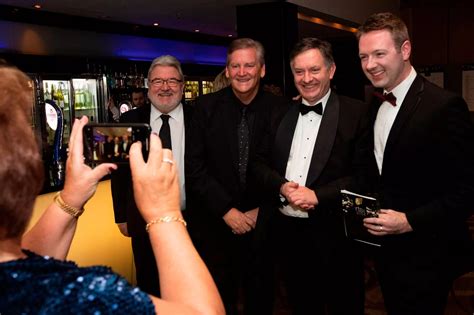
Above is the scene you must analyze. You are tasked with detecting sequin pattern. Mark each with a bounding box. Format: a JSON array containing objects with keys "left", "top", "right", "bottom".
[{"left": 0, "top": 250, "right": 155, "bottom": 314}]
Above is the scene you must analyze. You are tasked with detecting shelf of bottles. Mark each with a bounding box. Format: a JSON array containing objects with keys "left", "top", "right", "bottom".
[
  {"left": 43, "top": 80, "right": 72, "bottom": 147},
  {"left": 72, "top": 78, "right": 99, "bottom": 122},
  {"left": 104, "top": 64, "right": 148, "bottom": 117},
  {"left": 202, "top": 80, "right": 214, "bottom": 95},
  {"left": 184, "top": 80, "right": 199, "bottom": 101},
  {"left": 184, "top": 79, "right": 214, "bottom": 104}
]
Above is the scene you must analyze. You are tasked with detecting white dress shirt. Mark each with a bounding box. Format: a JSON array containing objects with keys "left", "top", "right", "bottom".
[
  {"left": 280, "top": 89, "right": 331, "bottom": 218},
  {"left": 374, "top": 67, "right": 417, "bottom": 174},
  {"left": 150, "top": 103, "right": 186, "bottom": 210}
]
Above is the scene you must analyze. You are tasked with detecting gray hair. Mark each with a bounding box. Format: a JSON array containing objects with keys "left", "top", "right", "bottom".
[
  {"left": 147, "top": 55, "right": 184, "bottom": 81},
  {"left": 226, "top": 38, "right": 265, "bottom": 66}
]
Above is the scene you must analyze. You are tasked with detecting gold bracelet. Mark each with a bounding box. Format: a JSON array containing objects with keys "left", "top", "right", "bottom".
[
  {"left": 53, "top": 192, "right": 84, "bottom": 218},
  {"left": 146, "top": 216, "right": 187, "bottom": 232}
]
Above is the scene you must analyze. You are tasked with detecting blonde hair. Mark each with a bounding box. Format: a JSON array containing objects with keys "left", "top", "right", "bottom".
[{"left": 212, "top": 69, "right": 230, "bottom": 92}]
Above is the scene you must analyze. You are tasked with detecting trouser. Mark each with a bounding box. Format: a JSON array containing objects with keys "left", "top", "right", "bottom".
[
  {"left": 131, "top": 233, "right": 160, "bottom": 297},
  {"left": 274, "top": 211, "right": 365, "bottom": 315}
]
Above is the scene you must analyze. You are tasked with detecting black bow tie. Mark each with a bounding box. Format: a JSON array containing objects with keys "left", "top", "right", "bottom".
[
  {"left": 373, "top": 91, "right": 397, "bottom": 106},
  {"left": 299, "top": 102, "right": 323, "bottom": 115}
]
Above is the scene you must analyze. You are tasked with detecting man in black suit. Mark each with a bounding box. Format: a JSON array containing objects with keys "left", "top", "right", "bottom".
[
  {"left": 185, "top": 38, "right": 288, "bottom": 315},
  {"left": 111, "top": 55, "right": 192, "bottom": 296},
  {"left": 357, "top": 12, "right": 474, "bottom": 315},
  {"left": 253, "top": 37, "right": 369, "bottom": 315}
]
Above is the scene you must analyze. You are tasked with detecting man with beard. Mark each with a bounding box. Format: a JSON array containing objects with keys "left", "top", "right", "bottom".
[
  {"left": 185, "top": 38, "right": 288, "bottom": 315},
  {"left": 111, "top": 55, "right": 192, "bottom": 296},
  {"left": 131, "top": 88, "right": 147, "bottom": 109}
]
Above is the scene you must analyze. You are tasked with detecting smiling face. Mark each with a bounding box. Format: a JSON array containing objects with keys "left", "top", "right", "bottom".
[
  {"left": 226, "top": 47, "right": 265, "bottom": 104},
  {"left": 147, "top": 65, "right": 184, "bottom": 113},
  {"left": 358, "top": 29, "right": 412, "bottom": 92},
  {"left": 291, "top": 48, "right": 335, "bottom": 105}
]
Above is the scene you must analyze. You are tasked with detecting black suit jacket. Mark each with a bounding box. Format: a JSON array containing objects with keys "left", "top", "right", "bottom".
[
  {"left": 185, "top": 87, "right": 288, "bottom": 233},
  {"left": 111, "top": 103, "right": 193, "bottom": 237},
  {"left": 253, "top": 91, "right": 371, "bottom": 246},
  {"left": 366, "top": 75, "right": 474, "bottom": 276}
]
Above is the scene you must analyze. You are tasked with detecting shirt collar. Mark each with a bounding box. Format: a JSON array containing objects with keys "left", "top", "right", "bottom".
[
  {"left": 384, "top": 66, "right": 417, "bottom": 106},
  {"left": 302, "top": 88, "right": 331, "bottom": 113},
  {"left": 150, "top": 102, "right": 183, "bottom": 123}
]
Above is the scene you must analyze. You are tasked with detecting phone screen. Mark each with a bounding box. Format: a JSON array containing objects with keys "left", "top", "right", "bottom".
[{"left": 83, "top": 123, "right": 151, "bottom": 164}]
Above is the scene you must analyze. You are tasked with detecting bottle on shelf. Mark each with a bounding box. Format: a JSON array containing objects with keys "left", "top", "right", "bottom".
[
  {"left": 55, "top": 84, "right": 65, "bottom": 108},
  {"left": 185, "top": 82, "right": 192, "bottom": 99},
  {"left": 44, "top": 82, "right": 51, "bottom": 100},
  {"left": 74, "top": 83, "right": 85, "bottom": 110},
  {"left": 84, "top": 81, "right": 93, "bottom": 109}
]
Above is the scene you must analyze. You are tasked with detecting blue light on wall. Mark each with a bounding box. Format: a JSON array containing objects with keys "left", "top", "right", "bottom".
[
  {"left": 0, "top": 20, "right": 227, "bottom": 66},
  {"left": 107, "top": 34, "right": 227, "bottom": 65}
]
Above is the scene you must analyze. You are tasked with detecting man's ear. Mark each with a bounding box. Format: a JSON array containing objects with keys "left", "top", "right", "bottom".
[{"left": 401, "top": 40, "right": 411, "bottom": 61}]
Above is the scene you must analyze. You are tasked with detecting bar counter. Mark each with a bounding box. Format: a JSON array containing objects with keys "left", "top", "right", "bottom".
[{"left": 30, "top": 180, "right": 135, "bottom": 284}]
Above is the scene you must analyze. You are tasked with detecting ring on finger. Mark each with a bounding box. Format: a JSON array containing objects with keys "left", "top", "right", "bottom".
[
  {"left": 162, "top": 158, "right": 174, "bottom": 165},
  {"left": 379, "top": 225, "right": 383, "bottom": 231}
]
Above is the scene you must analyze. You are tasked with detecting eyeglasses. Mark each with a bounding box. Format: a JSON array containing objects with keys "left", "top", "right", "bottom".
[{"left": 150, "top": 78, "right": 183, "bottom": 88}]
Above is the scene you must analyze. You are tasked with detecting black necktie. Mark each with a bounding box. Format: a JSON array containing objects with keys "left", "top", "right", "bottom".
[
  {"left": 159, "top": 114, "right": 172, "bottom": 149},
  {"left": 238, "top": 107, "right": 249, "bottom": 186},
  {"left": 299, "top": 102, "right": 323, "bottom": 115},
  {"left": 373, "top": 91, "right": 397, "bottom": 106}
]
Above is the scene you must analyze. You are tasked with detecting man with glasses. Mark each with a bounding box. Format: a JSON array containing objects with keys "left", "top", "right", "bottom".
[{"left": 111, "top": 55, "right": 192, "bottom": 296}]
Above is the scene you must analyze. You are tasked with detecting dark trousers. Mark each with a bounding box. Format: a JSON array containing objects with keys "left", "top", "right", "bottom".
[
  {"left": 131, "top": 233, "right": 160, "bottom": 297},
  {"left": 375, "top": 242, "right": 452, "bottom": 315},
  {"left": 274, "top": 211, "right": 365, "bottom": 315},
  {"left": 194, "top": 223, "right": 260, "bottom": 315}
]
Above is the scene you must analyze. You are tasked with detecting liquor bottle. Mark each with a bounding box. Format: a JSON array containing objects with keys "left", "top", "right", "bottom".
[
  {"left": 84, "top": 81, "right": 93, "bottom": 109},
  {"left": 74, "top": 84, "right": 85, "bottom": 110},
  {"left": 51, "top": 84, "right": 56, "bottom": 101},
  {"left": 55, "top": 85, "right": 65, "bottom": 108},
  {"left": 44, "top": 82, "right": 51, "bottom": 100},
  {"left": 60, "top": 82, "right": 69, "bottom": 107},
  {"left": 185, "top": 82, "right": 191, "bottom": 99},
  {"left": 137, "top": 72, "right": 145, "bottom": 88}
]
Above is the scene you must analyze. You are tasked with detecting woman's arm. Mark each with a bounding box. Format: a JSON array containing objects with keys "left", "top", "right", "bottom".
[
  {"left": 22, "top": 117, "right": 116, "bottom": 259},
  {"left": 129, "top": 135, "right": 224, "bottom": 315}
]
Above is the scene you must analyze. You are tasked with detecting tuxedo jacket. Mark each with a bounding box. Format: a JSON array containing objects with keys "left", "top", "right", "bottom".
[
  {"left": 366, "top": 75, "right": 474, "bottom": 276},
  {"left": 111, "top": 103, "right": 193, "bottom": 237},
  {"left": 185, "top": 87, "right": 288, "bottom": 235},
  {"left": 253, "top": 91, "right": 371, "bottom": 246}
]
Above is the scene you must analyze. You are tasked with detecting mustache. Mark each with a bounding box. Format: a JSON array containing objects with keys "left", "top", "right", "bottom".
[{"left": 157, "top": 92, "right": 174, "bottom": 96}]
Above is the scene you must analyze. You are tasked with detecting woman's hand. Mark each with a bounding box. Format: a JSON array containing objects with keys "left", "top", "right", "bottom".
[
  {"left": 62, "top": 116, "right": 117, "bottom": 209},
  {"left": 129, "top": 134, "right": 181, "bottom": 223}
]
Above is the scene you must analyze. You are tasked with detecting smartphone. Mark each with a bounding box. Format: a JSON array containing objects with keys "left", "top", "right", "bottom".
[{"left": 83, "top": 123, "right": 151, "bottom": 164}]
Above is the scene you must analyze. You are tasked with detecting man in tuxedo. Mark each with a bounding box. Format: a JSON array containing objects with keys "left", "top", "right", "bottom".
[
  {"left": 357, "top": 12, "right": 474, "bottom": 314},
  {"left": 185, "top": 38, "right": 288, "bottom": 315},
  {"left": 111, "top": 55, "right": 192, "bottom": 296},
  {"left": 253, "top": 37, "right": 370, "bottom": 315},
  {"left": 120, "top": 134, "right": 131, "bottom": 160}
]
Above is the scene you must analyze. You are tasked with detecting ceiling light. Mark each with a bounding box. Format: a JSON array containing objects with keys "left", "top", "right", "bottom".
[
  {"left": 153, "top": 22, "right": 159, "bottom": 26},
  {"left": 194, "top": 29, "right": 200, "bottom": 33},
  {"left": 33, "top": 4, "right": 42, "bottom": 9},
  {"left": 228, "top": 34, "right": 233, "bottom": 37}
]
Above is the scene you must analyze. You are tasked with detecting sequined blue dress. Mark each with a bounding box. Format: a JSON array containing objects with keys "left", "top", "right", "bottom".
[{"left": 0, "top": 250, "right": 155, "bottom": 314}]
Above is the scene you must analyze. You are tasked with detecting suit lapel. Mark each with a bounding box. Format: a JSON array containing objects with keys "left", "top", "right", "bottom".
[
  {"left": 183, "top": 102, "right": 192, "bottom": 128},
  {"left": 383, "top": 75, "right": 424, "bottom": 170},
  {"left": 273, "top": 103, "right": 299, "bottom": 176},
  {"left": 306, "top": 92, "right": 339, "bottom": 185}
]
